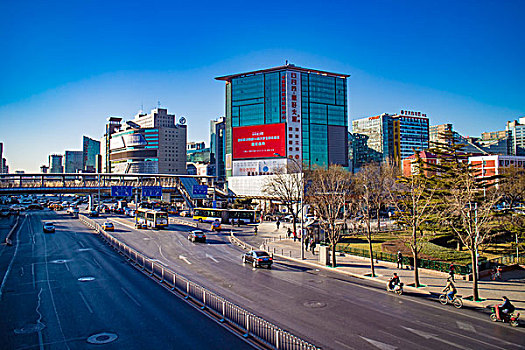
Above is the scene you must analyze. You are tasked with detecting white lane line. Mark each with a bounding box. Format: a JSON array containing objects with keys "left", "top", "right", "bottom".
[
  {"left": 79, "top": 291, "right": 93, "bottom": 313},
  {"left": 121, "top": 287, "right": 141, "bottom": 307},
  {"left": 36, "top": 288, "right": 44, "bottom": 350},
  {"left": 178, "top": 255, "right": 192, "bottom": 265},
  {"left": 206, "top": 253, "right": 219, "bottom": 263},
  {"left": 334, "top": 339, "right": 357, "bottom": 350},
  {"left": 92, "top": 257, "right": 102, "bottom": 269},
  {"left": 360, "top": 337, "right": 397, "bottom": 350},
  {"left": 0, "top": 215, "right": 26, "bottom": 301},
  {"left": 32, "top": 263, "right": 36, "bottom": 289},
  {"left": 402, "top": 326, "right": 472, "bottom": 349}
]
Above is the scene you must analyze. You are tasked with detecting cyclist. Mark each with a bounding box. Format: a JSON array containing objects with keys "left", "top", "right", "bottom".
[{"left": 442, "top": 277, "right": 457, "bottom": 302}]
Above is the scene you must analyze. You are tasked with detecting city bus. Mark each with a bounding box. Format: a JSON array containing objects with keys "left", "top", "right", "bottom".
[
  {"left": 193, "top": 208, "right": 261, "bottom": 224},
  {"left": 136, "top": 208, "right": 168, "bottom": 229}
]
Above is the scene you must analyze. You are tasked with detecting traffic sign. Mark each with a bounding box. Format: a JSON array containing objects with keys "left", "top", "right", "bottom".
[
  {"left": 111, "top": 186, "right": 132, "bottom": 197},
  {"left": 142, "top": 186, "right": 162, "bottom": 197},
  {"left": 192, "top": 185, "right": 208, "bottom": 195}
]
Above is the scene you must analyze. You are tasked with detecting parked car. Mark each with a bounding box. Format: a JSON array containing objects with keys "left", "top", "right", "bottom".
[
  {"left": 188, "top": 230, "right": 206, "bottom": 243},
  {"left": 43, "top": 222, "right": 55, "bottom": 233},
  {"left": 242, "top": 250, "right": 273, "bottom": 268},
  {"left": 102, "top": 222, "right": 114, "bottom": 231}
]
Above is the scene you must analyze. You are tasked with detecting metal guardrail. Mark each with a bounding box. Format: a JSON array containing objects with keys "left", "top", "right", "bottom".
[{"left": 78, "top": 215, "right": 319, "bottom": 350}]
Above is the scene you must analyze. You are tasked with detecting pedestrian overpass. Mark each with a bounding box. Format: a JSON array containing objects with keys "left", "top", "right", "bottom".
[{"left": 0, "top": 173, "right": 231, "bottom": 210}]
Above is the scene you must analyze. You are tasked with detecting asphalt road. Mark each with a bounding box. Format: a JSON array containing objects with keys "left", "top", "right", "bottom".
[
  {"left": 0, "top": 212, "right": 254, "bottom": 350},
  {"left": 91, "top": 213, "right": 525, "bottom": 350}
]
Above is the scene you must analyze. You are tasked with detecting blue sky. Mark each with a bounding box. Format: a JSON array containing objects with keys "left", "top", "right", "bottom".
[{"left": 1, "top": 0, "right": 523, "bottom": 172}]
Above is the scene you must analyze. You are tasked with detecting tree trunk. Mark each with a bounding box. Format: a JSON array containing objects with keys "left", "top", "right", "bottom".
[
  {"left": 470, "top": 249, "right": 479, "bottom": 301},
  {"left": 412, "top": 226, "right": 420, "bottom": 287},
  {"left": 331, "top": 239, "right": 337, "bottom": 267},
  {"left": 456, "top": 240, "right": 461, "bottom": 251},
  {"left": 377, "top": 208, "right": 381, "bottom": 232},
  {"left": 368, "top": 234, "right": 375, "bottom": 277}
]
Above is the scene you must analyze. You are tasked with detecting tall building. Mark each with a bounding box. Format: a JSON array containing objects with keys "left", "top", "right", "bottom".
[
  {"left": 352, "top": 110, "right": 429, "bottom": 168},
  {"left": 49, "top": 154, "right": 64, "bottom": 173},
  {"left": 429, "top": 123, "right": 487, "bottom": 155},
  {"left": 506, "top": 117, "right": 525, "bottom": 156},
  {"left": 64, "top": 150, "right": 83, "bottom": 173},
  {"left": 83, "top": 136, "right": 101, "bottom": 172},
  {"left": 215, "top": 64, "right": 349, "bottom": 196},
  {"left": 210, "top": 117, "right": 226, "bottom": 180},
  {"left": 216, "top": 63, "right": 348, "bottom": 181},
  {"left": 0, "top": 142, "right": 8, "bottom": 174},
  {"left": 102, "top": 108, "right": 187, "bottom": 174}
]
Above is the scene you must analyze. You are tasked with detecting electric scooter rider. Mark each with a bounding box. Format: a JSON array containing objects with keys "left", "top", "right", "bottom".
[
  {"left": 499, "top": 296, "right": 515, "bottom": 320},
  {"left": 388, "top": 273, "right": 401, "bottom": 291},
  {"left": 442, "top": 277, "right": 457, "bottom": 301}
]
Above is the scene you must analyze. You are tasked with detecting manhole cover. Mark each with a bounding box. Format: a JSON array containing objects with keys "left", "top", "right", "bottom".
[
  {"left": 87, "top": 332, "right": 118, "bottom": 344},
  {"left": 51, "top": 259, "right": 69, "bottom": 264},
  {"left": 78, "top": 277, "right": 95, "bottom": 282},
  {"left": 303, "top": 301, "right": 327, "bottom": 308},
  {"left": 14, "top": 323, "right": 45, "bottom": 334}
]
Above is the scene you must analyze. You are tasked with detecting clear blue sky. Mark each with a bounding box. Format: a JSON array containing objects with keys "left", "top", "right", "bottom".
[{"left": 1, "top": 0, "right": 523, "bottom": 172}]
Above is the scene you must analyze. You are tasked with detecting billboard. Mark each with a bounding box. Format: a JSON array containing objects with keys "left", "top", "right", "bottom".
[
  {"left": 110, "top": 133, "right": 147, "bottom": 150},
  {"left": 232, "top": 159, "right": 288, "bottom": 176},
  {"left": 232, "top": 123, "right": 286, "bottom": 159}
]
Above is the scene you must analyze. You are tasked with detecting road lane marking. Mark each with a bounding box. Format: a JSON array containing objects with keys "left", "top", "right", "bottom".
[
  {"left": 456, "top": 320, "right": 476, "bottom": 332},
  {"left": 121, "top": 287, "right": 141, "bottom": 307},
  {"left": 359, "top": 337, "right": 397, "bottom": 350},
  {"left": 32, "top": 263, "right": 36, "bottom": 289},
  {"left": 178, "top": 255, "right": 192, "bottom": 264},
  {"left": 0, "top": 215, "right": 26, "bottom": 301},
  {"left": 79, "top": 291, "right": 93, "bottom": 313},
  {"left": 334, "top": 339, "right": 357, "bottom": 350},
  {"left": 402, "top": 326, "right": 472, "bottom": 349},
  {"left": 92, "top": 257, "right": 102, "bottom": 269},
  {"left": 206, "top": 253, "right": 219, "bottom": 263}
]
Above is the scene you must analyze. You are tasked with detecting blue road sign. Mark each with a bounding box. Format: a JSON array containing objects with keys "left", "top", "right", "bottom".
[
  {"left": 192, "top": 185, "right": 208, "bottom": 195},
  {"left": 142, "top": 186, "right": 162, "bottom": 197},
  {"left": 111, "top": 186, "right": 132, "bottom": 197}
]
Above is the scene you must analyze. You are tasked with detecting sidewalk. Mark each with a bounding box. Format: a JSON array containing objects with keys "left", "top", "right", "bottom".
[{"left": 240, "top": 221, "right": 525, "bottom": 312}]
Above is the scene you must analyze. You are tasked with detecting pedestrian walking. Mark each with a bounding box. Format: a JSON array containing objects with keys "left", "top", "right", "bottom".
[
  {"left": 304, "top": 236, "right": 310, "bottom": 250},
  {"left": 254, "top": 226, "right": 258, "bottom": 235},
  {"left": 310, "top": 240, "right": 317, "bottom": 255},
  {"left": 449, "top": 263, "right": 455, "bottom": 282},
  {"left": 237, "top": 219, "right": 241, "bottom": 227},
  {"left": 293, "top": 231, "right": 297, "bottom": 242},
  {"left": 287, "top": 227, "right": 292, "bottom": 238},
  {"left": 397, "top": 251, "right": 403, "bottom": 269},
  {"left": 276, "top": 220, "right": 281, "bottom": 230}
]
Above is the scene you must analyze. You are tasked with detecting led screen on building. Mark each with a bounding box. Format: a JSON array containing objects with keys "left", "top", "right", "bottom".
[{"left": 232, "top": 123, "right": 286, "bottom": 159}]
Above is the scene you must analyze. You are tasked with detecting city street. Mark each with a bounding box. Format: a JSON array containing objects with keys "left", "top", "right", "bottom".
[
  {"left": 0, "top": 212, "right": 253, "bottom": 350},
  {"left": 87, "top": 212, "right": 525, "bottom": 350}
]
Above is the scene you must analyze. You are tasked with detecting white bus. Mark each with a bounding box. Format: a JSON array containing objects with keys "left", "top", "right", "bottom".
[{"left": 136, "top": 208, "right": 168, "bottom": 229}]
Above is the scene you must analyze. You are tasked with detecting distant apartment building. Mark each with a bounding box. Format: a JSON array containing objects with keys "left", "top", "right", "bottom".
[
  {"left": 469, "top": 155, "right": 525, "bottom": 180},
  {"left": 352, "top": 110, "right": 429, "bottom": 169},
  {"left": 429, "top": 123, "right": 486, "bottom": 155},
  {"left": 402, "top": 150, "right": 438, "bottom": 176},
  {"left": 49, "top": 154, "right": 64, "bottom": 173},
  {"left": 102, "top": 108, "right": 187, "bottom": 174},
  {"left": 506, "top": 117, "right": 525, "bottom": 156},
  {"left": 210, "top": 117, "right": 226, "bottom": 180},
  {"left": 64, "top": 150, "right": 83, "bottom": 173},
  {"left": 83, "top": 136, "right": 100, "bottom": 172}
]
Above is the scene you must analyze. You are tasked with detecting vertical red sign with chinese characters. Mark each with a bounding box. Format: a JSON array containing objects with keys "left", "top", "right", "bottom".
[
  {"left": 286, "top": 71, "right": 302, "bottom": 161},
  {"left": 232, "top": 123, "right": 286, "bottom": 159}
]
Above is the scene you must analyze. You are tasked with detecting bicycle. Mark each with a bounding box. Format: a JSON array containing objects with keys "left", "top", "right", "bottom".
[{"left": 439, "top": 293, "right": 463, "bottom": 308}]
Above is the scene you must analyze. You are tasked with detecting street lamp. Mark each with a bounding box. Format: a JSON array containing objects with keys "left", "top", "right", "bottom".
[{"left": 275, "top": 153, "right": 304, "bottom": 260}]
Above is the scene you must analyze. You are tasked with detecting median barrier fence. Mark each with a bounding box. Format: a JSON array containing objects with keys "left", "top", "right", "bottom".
[{"left": 79, "top": 215, "right": 319, "bottom": 350}]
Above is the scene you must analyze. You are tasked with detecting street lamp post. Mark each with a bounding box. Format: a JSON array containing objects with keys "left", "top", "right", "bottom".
[{"left": 275, "top": 153, "right": 304, "bottom": 260}]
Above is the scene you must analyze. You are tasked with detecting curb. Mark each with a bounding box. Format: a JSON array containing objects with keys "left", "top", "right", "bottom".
[{"left": 4, "top": 215, "right": 20, "bottom": 246}]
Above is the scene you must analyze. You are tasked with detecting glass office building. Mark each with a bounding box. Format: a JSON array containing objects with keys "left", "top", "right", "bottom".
[{"left": 216, "top": 64, "right": 349, "bottom": 178}]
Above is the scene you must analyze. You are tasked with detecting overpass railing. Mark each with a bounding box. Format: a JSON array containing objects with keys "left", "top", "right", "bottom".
[{"left": 78, "top": 214, "right": 318, "bottom": 350}]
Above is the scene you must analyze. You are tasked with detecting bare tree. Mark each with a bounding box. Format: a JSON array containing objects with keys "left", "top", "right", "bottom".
[
  {"left": 262, "top": 163, "right": 302, "bottom": 236},
  {"left": 355, "top": 162, "right": 382, "bottom": 277},
  {"left": 438, "top": 161, "right": 501, "bottom": 300},
  {"left": 389, "top": 153, "right": 439, "bottom": 287},
  {"left": 306, "top": 165, "right": 354, "bottom": 267}
]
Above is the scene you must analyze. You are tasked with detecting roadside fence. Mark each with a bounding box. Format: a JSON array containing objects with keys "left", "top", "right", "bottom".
[{"left": 78, "top": 215, "right": 319, "bottom": 350}]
